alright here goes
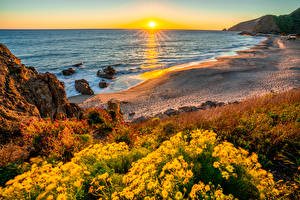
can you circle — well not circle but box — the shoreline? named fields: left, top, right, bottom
left=69, top=36, right=267, bottom=103
left=69, top=36, right=300, bottom=121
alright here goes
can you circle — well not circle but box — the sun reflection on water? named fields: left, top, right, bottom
left=138, top=30, right=175, bottom=79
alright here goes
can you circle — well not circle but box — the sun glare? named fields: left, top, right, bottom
left=148, top=21, right=157, bottom=29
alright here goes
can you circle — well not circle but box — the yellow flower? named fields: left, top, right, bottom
left=47, top=195, right=54, bottom=200
left=162, top=190, right=168, bottom=198
left=84, top=171, right=91, bottom=175
left=189, top=191, right=196, bottom=198
left=56, top=193, right=67, bottom=200
left=205, top=185, right=210, bottom=192
left=46, top=183, right=56, bottom=191
left=74, top=180, right=81, bottom=188
left=213, top=162, right=220, bottom=168
left=186, top=170, right=193, bottom=178
left=56, top=186, right=64, bottom=192
left=175, top=191, right=183, bottom=199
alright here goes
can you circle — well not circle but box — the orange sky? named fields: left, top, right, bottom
left=0, top=0, right=298, bottom=30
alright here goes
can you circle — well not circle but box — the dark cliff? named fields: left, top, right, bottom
left=229, top=7, right=300, bottom=34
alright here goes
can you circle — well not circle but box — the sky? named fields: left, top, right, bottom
left=0, top=0, right=299, bottom=30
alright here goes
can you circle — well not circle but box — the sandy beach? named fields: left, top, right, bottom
left=69, top=36, right=300, bottom=121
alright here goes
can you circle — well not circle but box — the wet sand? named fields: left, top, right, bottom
left=69, top=36, right=300, bottom=121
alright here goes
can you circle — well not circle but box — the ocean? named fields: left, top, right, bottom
left=0, top=29, right=265, bottom=97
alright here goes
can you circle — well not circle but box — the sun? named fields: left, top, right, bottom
left=148, top=21, right=157, bottom=29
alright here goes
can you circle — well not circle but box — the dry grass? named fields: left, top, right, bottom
left=134, top=89, right=300, bottom=179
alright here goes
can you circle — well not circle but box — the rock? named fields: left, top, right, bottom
left=228, top=101, right=239, bottom=105
left=128, top=112, right=135, bottom=120
left=107, top=99, right=123, bottom=121
left=199, top=101, right=217, bottom=110
left=0, top=43, right=81, bottom=142
left=73, top=62, right=83, bottom=67
left=132, top=116, right=149, bottom=123
left=97, top=70, right=114, bottom=79
left=238, top=31, right=255, bottom=36
left=154, top=112, right=168, bottom=119
left=216, top=102, right=225, bottom=107
left=99, top=80, right=108, bottom=88
left=164, top=109, right=179, bottom=117
left=222, top=28, right=227, bottom=31
left=178, top=106, right=198, bottom=113
left=103, top=66, right=116, bottom=75
left=75, top=79, right=94, bottom=95
left=62, top=68, right=75, bottom=76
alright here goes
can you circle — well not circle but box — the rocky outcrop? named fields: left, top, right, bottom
left=97, top=66, right=116, bottom=79
left=62, top=68, right=75, bottom=76
left=107, top=99, right=123, bottom=121
left=99, top=80, right=108, bottom=88
left=229, top=15, right=280, bottom=34
left=75, top=79, right=94, bottom=95
left=0, top=43, right=81, bottom=140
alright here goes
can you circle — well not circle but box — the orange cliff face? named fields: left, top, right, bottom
left=0, top=43, right=81, bottom=138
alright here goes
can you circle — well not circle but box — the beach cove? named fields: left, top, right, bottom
left=70, top=36, right=300, bottom=121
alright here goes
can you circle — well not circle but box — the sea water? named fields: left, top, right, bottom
left=0, top=29, right=265, bottom=97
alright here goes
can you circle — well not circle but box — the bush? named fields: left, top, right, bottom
left=108, top=122, right=139, bottom=146
left=21, top=118, right=92, bottom=162
left=84, top=108, right=114, bottom=137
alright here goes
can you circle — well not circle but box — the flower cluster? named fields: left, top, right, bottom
left=0, top=129, right=286, bottom=200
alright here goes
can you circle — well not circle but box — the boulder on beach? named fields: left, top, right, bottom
left=164, top=109, right=179, bottom=116
left=97, top=66, right=116, bottom=79
left=62, top=68, right=75, bottom=76
left=0, top=43, right=81, bottom=140
left=73, top=62, right=83, bottom=67
left=97, top=70, right=114, bottom=79
left=178, top=106, right=198, bottom=113
left=99, top=79, right=108, bottom=88
left=75, top=79, right=94, bottom=95
left=103, top=66, right=116, bottom=75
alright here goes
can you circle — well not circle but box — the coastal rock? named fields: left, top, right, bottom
left=238, top=31, right=255, bottom=36
left=154, top=112, right=168, bottom=119
left=73, top=62, right=83, bottom=67
left=0, top=43, right=81, bottom=141
left=99, top=80, right=108, bottom=88
left=178, top=106, right=198, bottom=113
left=103, top=66, right=116, bottom=75
left=75, top=79, right=94, bottom=95
left=62, top=68, right=75, bottom=76
left=97, top=70, right=114, bottom=79
left=128, top=112, right=135, bottom=120
left=164, top=109, right=179, bottom=116
left=199, top=101, right=217, bottom=110
left=107, top=99, right=123, bottom=121
left=132, top=116, right=149, bottom=123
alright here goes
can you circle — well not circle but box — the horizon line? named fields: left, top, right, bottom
left=0, top=28, right=223, bottom=31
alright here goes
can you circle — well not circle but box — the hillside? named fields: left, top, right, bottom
left=229, top=7, right=300, bottom=34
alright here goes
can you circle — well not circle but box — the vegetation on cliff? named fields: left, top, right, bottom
left=273, top=8, right=300, bottom=34
left=0, top=89, right=299, bottom=199
left=229, top=7, right=300, bottom=34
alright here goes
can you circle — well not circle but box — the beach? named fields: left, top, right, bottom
left=69, top=36, right=300, bottom=121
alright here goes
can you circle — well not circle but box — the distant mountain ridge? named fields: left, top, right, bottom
left=229, top=7, right=300, bottom=34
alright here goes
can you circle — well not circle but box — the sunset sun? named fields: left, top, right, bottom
left=148, top=21, right=157, bottom=29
